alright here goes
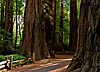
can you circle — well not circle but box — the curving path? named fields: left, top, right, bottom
left=10, top=54, right=73, bottom=72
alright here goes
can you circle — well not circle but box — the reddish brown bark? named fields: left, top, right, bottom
left=21, top=0, right=49, bottom=60
left=66, top=0, right=100, bottom=72
left=5, top=0, right=9, bottom=31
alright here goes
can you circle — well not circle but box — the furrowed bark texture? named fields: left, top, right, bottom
left=66, top=0, right=100, bottom=72
left=21, top=0, right=49, bottom=60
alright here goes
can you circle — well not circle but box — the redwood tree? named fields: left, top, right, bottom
left=4, top=0, right=13, bottom=33
left=69, top=0, right=77, bottom=51
left=66, top=0, right=100, bottom=72
left=9, top=0, right=13, bottom=34
left=47, top=0, right=56, bottom=58
left=5, top=0, right=9, bottom=31
left=21, top=0, right=49, bottom=60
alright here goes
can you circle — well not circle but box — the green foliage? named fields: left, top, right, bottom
left=63, top=0, right=70, bottom=44
left=42, top=0, right=52, bottom=22
left=24, top=59, right=30, bottom=63
left=12, top=54, right=26, bottom=61
left=0, top=54, right=31, bottom=66
left=12, top=0, right=25, bottom=15
left=0, top=29, right=13, bottom=55
left=0, top=55, right=5, bottom=61
left=12, top=0, right=25, bottom=47
left=55, top=0, right=70, bottom=44
left=17, top=0, right=25, bottom=15
left=77, top=0, right=81, bottom=19
left=0, top=54, right=26, bottom=62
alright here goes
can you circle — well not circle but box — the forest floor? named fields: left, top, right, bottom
left=8, top=53, right=73, bottom=72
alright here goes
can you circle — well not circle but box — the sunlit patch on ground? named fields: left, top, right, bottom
left=10, top=54, right=73, bottom=72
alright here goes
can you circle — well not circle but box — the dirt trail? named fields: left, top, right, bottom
left=9, top=54, right=73, bottom=72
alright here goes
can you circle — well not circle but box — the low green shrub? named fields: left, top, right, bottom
left=12, top=54, right=26, bottom=61
left=0, top=55, right=5, bottom=61
left=0, top=54, right=26, bottom=62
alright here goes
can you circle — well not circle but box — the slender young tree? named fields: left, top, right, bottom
left=52, top=0, right=56, bottom=55
left=1, top=0, right=5, bottom=29
left=21, top=0, right=49, bottom=60
left=15, top=0, right=18, bottom=49
left=66, top=0, right=100, bottom=72
left=69, top=0, right=77, bottom=51
left=59, top=0, right=63, bottom=43
left=5, top=0, right=9, bottom=31
left=9, top=0, right=13, bottom=34
left=4, top=0, right=13, bottom=33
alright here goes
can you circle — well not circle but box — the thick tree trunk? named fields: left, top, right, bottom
left=69, top=0, right=77, bottom=51
left=66, top=0, right=100, bottom=72
left=21, top=0, right=49, bottom=60
left=21, top=0, right=29, bottom=56
left=33, top=0, right=49, bottom=60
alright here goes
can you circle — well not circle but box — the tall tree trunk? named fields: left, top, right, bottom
left=49, top=0, right=56, bottom=58
left=21, top=0, right=49, bottom=60
left=19, top=24, right=21, bottom=42
left=66, top=0, right=100, bottom=72
left=15, top=0, right=18, bottom=49
left=51, top=0, right=55, bottom=49
left=33, top=0, right=49, bottom=60
left=59, top=0, right=63, bottom=43
left=52, top=0, right=56, bottom=49
left=69, top=0, right=77, bottom=51
left=4, top=0, right=13, bottom=33
left=9, top=0, right=13, bottom=34
left=5, top=0, right=9, bottom=31
left=21, top=0, right=29, bottom=57
left=1, top=0, right=5, bottom=29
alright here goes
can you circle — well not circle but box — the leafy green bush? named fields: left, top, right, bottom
left=0, top=29, right=13, bottom=55
left=12, top=54, right=26, bottom=61
left=0, top=54, right=32, bottom=66
left=0, top=54, right=26, bottom=62
left=0, top=55, right=5, bottom=61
